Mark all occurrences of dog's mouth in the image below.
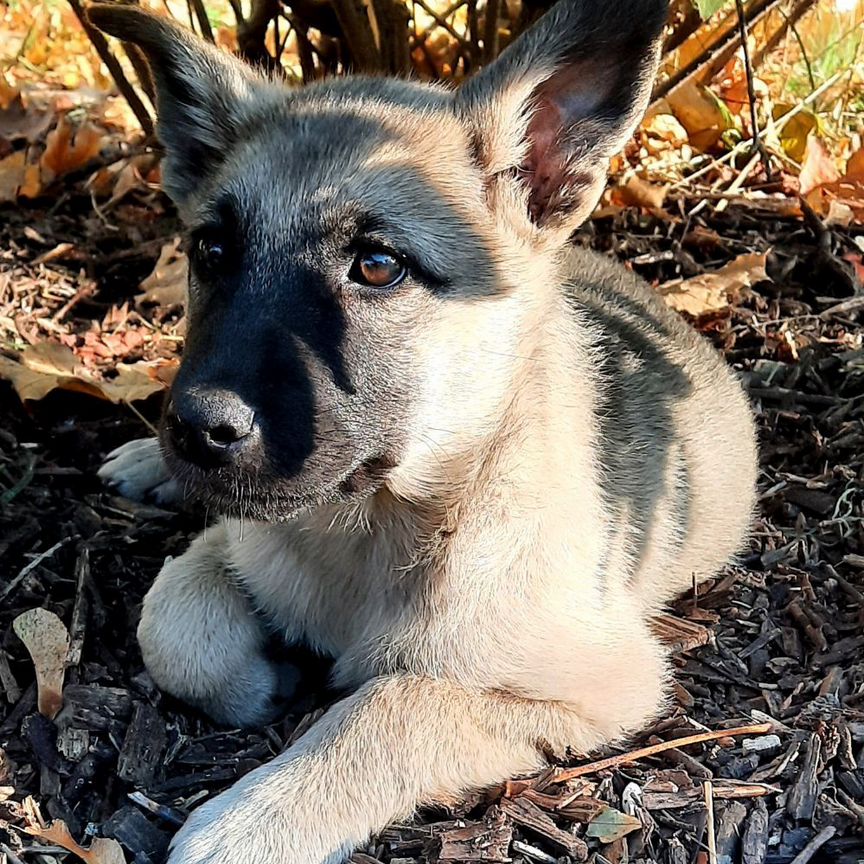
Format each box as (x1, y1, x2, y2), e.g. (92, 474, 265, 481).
(164, 449, 394, 521)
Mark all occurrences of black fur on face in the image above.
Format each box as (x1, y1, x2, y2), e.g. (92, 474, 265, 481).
(87, 0, 669, 520)
(158, 104, 493, 521)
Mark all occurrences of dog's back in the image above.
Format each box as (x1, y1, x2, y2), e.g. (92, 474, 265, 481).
(562, 248, 757, 604)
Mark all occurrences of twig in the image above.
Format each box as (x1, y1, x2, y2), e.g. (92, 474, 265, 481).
(122, 44, 156, 105)
(789, 826, 836, 864)
(704, 781, 717, 864)
(0, 539, 71, 605)
(66, 0, 153, 135)
(66, 546, 90, 670)
(413, 0, 466, 44)
(752, 0, 818, 72)
(330, 0, 382, 70)
(511, 840, 557, 864)
(733, 0, 771, 179)
(466, 0, 480, 70)
(1, 843, 27, 864)
(483, 0, 500, 63)
(414, 0, 465, 44)
(188, 0, 216, 42)
(549, 722, 773, 782)
(653, 0, 781, 103)
(780, 6, 815, 91)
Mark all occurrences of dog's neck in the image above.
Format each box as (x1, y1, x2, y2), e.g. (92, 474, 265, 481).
(367, 281, 604, 554)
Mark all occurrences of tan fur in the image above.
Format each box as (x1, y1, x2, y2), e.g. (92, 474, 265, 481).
(92, 1, 759, 861)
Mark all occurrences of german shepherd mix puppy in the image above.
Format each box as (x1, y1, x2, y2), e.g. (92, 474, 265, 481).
(92, 0, 758, 861)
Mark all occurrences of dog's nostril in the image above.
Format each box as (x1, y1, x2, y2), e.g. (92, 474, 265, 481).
(207, 422, 249, 446)
(170, 389, 256, 466)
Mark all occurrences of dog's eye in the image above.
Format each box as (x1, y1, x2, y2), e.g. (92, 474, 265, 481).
(191, 234, 227, 277)
(349, 251, 406, 289)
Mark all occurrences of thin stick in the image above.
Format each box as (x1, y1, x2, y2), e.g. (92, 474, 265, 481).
(734, 0, 771, 179)
(550, 722, 772, 782)
(705, 781, 718, 864)
(66, 0, 153, 135)
(0, 539, 71, 605)
(188, 0, 216, 42)
(483, 0, 500, 62)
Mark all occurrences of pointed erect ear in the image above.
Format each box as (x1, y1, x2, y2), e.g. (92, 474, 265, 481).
(456, 0, 668, 235)
(88, 4, 263, 204)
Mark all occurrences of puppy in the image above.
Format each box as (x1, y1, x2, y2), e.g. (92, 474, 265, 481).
(93, 1, 758, 862)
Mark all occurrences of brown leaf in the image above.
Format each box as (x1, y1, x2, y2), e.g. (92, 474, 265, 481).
(799, 134, 840, 196)
(41, 113, 106, 183)
(25, 819, 126, 864)
(0, 343, 174, 404)
(612, 176, 669, 211)
(0, 150, 26, 202)
(586, 807, 642, 843)
(664, 81, 731, 152)
(137, 237, 188, 309)
(658, 251, 769, 318)
(846, 147, 864, 180)
(12, 608, 70, 720)
(0, 92, 55, 146)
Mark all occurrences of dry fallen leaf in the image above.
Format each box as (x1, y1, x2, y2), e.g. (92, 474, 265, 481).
(12, 608, 70, 720)
(846, 147, 864, 181)
(136, 237, 188, 309)
(799, 134, 840, 196)
(585, 807, 642, 843)
(773, 104, 817, 163)
(802, 143, 864, 224)
(0, 150, 27, 202)
(41, 113, 106, 184)
(612, 175, 669, 211)
(26, 819, 126, 864)
(0, 341, 175, 404)
(658, 251, 769, 318)
(664, 81, 731, 152)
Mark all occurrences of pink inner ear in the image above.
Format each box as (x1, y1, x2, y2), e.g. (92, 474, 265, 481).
(521, 59, 616, 224)
(523, 94, 567, 223)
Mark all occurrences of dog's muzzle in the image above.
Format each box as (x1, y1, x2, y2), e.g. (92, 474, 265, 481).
(167, 388, 259, 469)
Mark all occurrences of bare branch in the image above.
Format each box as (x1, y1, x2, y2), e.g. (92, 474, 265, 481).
(66, 0, 153, 136)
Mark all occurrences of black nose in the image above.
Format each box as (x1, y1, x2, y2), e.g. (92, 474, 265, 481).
(169, 389, 257, 468)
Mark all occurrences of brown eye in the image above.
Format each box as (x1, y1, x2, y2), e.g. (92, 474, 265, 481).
(349, 250, 406, 289)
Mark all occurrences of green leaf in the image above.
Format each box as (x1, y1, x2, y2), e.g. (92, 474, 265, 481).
(692, 0, 733, 19)
(585, 808, 643, 844)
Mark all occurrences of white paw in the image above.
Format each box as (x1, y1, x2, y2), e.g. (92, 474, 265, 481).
(167, 761, 354, 864)
(98, 437, 182, 505)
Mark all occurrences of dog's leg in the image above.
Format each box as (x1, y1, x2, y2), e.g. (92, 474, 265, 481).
(167, 671, 663, 864)
(99, 437, 182, 505)
(138, 520, 298, 726)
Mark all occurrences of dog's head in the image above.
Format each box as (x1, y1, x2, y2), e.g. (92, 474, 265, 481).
(90, 0, 667, 520)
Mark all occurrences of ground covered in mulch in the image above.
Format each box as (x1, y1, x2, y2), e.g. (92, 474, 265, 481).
(1, 184, 864, 864)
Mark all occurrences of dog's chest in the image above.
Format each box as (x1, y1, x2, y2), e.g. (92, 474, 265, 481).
(224, 518, 425, 658)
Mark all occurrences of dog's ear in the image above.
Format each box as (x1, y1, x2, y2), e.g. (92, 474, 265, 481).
(88, 4, 262, 203)
(456, 0, 667, 236)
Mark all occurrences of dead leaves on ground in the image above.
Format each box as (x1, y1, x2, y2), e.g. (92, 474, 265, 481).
(11, 608, 69, 720)
(800, 138, 864, 226)
(9, 796, 127, 864)
(658, 251, 770, 319)
(0, 78, 152, 203)
(26, 819, 127, 864)
(0, 341, 176, 405)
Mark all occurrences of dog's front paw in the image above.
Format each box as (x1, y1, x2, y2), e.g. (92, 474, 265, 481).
(98, 437, 181, 505)
(167, 763, 355, 864)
